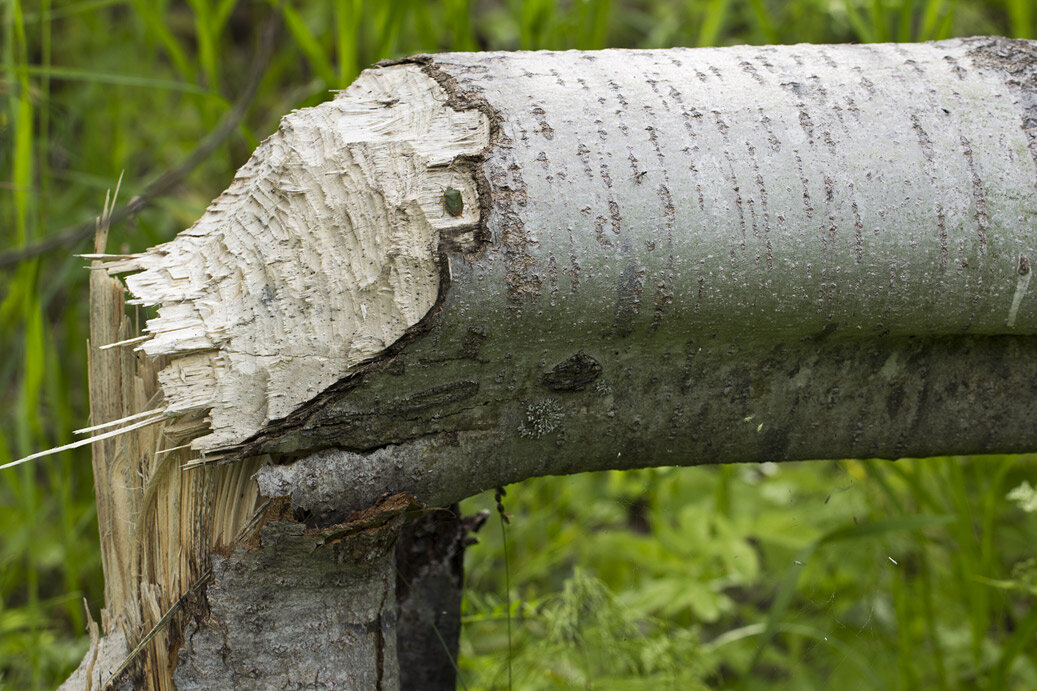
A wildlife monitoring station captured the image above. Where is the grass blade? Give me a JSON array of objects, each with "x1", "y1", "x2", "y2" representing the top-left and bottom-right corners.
[
  {"x1": 696, "y1": 0, "x2": 732, "y2": 47},
  {"x1": 748, "y1": 514, "x2": 955, "y2": 674},
  {"x1": 279, "y1": 2, "x2": 338, "y2": 86}
]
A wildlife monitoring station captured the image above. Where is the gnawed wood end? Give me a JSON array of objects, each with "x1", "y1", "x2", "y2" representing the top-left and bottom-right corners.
[{"x1": 103, "y1": 64, "x2": 490, "y2": 453}]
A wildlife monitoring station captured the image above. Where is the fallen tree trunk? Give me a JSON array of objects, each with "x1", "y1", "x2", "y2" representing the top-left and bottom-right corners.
[{"x1": 68, "y1": 37, "x2": 1036, "y2": 688}]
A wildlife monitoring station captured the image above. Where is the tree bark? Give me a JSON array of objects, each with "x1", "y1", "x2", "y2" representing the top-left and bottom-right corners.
[
  {"x1": 72, "y1": 38, "x2": 1037, "y2": 688},
  {"x1": 111, "y1": 37, "x2": 1037, "y2": 501},
  {"x1": 173, "y1": 494, "x2": 415, "y2": 689},
  {"x1": 395, "y1": 505, "x2": 487, "y2": 690}
]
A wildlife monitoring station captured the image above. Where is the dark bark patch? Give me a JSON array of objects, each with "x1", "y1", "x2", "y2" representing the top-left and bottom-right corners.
[
  {"x1": 531, "y1": 105, "x2": 555, "y2": 140},
  {"x1": 761, "y1": 426, "x2": 791, "y2": 460},
  {"x1": 886, "y1": 382, "x2": 906, "y2": 420},
  {"x1": 395, "y1": 507, "x2": 487, "y2": 691},
  {"x1": 495, "y1": 166, "x2": 542, "y2": 300},
  {"x1": 958, "y1": 134, "x2": 989, "y2": 250},
  {"x1": 741, "y1": 61, "x2": 765, "y2": 84},
  {"x1": 805, "y1": 321, "x2": 839, "y2": 343},
  {"x1": 391, "y1": 381, "x2": 479, "y2": 414},
  {"x1": 458, "y1": 326, "x2": 488, "y2": 360},
  {"x1": 937, "y1": 203, "x2": 948, "y2": 271},
  {"x1": 612, "y1": 261, "x2": 646, "y2": 337},
  {"x1": 541, "y1": 351, "x2": 603, "y2": 392},
  {"x1": 308, "y1": 493, "x2": 421, "y2": 550}
]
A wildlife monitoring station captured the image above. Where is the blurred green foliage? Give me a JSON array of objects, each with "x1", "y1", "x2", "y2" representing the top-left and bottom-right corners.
[
  {"x1": 0, "y1": 0, "x2": 1034, "y2": 687},
  {"x1": 462, "y1": 457, "x2": 1037, "y2": 688}
]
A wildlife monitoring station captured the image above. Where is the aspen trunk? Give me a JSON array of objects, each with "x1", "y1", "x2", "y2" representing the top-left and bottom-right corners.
[{"x1": 69, "y1": 38, "x2": 1036, "y2": 687}]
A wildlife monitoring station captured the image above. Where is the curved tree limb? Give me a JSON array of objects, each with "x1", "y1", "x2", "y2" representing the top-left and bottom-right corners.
[{"x1": 77, "y1": 38, "x2": 1037, "y2": 688}]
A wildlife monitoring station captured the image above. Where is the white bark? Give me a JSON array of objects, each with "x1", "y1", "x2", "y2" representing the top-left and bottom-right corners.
[{"x1": 87, "y1": 38, "x2": 1037, "y2": 687}]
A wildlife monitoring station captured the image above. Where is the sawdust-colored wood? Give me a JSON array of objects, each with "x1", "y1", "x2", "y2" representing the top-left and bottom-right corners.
[{"x1": 65, "y1": 223, "x2": 265, "y2": 689}]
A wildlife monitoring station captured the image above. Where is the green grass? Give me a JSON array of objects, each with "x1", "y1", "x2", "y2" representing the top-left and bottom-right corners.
[
  {"x1": 0, "y1": 0, "x2": 1034, "y2": 687},
  {"x1": 460, "y1": 457, "x2": 1037, "y2": 688}
]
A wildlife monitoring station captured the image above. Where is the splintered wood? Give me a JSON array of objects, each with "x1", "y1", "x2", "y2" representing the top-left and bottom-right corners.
[
  {"x1": 67, "y1": 61, "x2": 489, "y2": 688},
  {"x1": 78, "y1": 232, "x2": 265, "y2": 690},
  {"x1": 102, "y1": 65, "x2": 490, "y2": 454}
]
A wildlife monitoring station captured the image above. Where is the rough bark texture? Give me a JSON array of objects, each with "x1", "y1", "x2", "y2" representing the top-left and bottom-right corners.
[
  {"x1": 395, "y1": 506, "x2": 486, "y2": 690},
  {"x1": 76, "y1": 39, "x2": 1037, "y2": 688},
  {"x1": 173, "y1": 494, "x2": 417, "y2": 689}
]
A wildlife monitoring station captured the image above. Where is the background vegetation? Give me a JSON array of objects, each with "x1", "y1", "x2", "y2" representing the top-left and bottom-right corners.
[{"x1": 1, "y1": 0, "x2": 1035, "y2": 688}]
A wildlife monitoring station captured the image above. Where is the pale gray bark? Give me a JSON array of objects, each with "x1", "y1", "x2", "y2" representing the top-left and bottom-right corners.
[
  {"x1": 106, "y1": 38, "x2": 1037, "y2": 470},
  {"x1": 81, "y1": 38, "x2": 1037, "y2": 689},
  {"x1": 245, "y1": 38, "x2": 1037, "y2": 516}
]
